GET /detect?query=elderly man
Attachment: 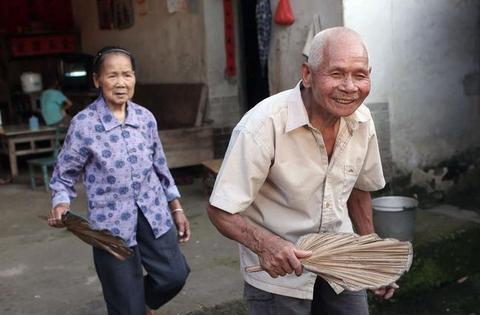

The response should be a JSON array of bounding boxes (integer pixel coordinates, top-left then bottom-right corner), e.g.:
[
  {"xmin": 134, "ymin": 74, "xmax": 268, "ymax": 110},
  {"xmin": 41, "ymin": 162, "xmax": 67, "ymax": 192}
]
[{"xmin": 207, "ymin": 27, "xmax": 395, "ymax": 315}]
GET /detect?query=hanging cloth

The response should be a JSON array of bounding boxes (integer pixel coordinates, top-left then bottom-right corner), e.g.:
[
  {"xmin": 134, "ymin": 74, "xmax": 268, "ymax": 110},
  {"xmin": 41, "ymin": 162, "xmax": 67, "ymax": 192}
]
[
  {"xmin": 223, "ymin": 0, "xmax": 236, "ymax": 77},
  {"xmin": 256, "ymin": 0, "xmax": 272, "ymax": 76},
  {"xmin": 302, "ymin": 14, "xmax": 322, "ymax": 58},
  {"xmin": 274, "ymin": 0, "xmax": 294, "ymax": 26},
  {"xmin": 113, "ymin": 0, "xmax": 134, "ymax": 30}
]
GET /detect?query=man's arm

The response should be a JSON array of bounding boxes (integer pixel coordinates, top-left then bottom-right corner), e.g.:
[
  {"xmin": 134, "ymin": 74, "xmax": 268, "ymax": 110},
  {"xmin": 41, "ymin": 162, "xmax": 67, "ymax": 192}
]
[
  {"xmin": 347, "ymin": 188, "xmax": 374, "ymax": 235},
  {"xmin": 207, "ymin": 204, "xmax": 311, "ymax": 278},
  {"xmin": 347, "ymin": 188, "xmax": 397, "ymax": 299}
]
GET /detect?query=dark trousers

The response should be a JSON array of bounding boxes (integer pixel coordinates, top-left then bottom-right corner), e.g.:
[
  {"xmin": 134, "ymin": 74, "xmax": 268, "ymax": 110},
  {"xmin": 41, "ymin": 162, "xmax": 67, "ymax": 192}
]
[
  {"xmin": 311, "ymin": 277, "xmax": 369, "ymax": 315},
  {"xmin": 93, "ymin": 211, "xmax": 190, "ymax": 315},
  {"xmin": 244, "ymin": 277, "xmax": 369, "ymax": 315}
]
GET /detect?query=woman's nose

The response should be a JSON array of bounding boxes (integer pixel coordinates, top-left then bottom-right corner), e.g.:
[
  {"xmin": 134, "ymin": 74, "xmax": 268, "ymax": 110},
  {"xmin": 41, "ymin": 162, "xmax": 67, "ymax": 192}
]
[{"xmin": 116, "ymin": 77, "xmax": 127, "ymax": 86}]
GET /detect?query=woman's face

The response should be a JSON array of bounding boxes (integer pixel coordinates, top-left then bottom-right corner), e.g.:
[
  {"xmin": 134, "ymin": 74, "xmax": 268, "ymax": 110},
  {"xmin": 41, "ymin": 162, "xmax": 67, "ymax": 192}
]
[{"xmin": 94, "ymin": 53, "xmax": 135, "ymax": 108}]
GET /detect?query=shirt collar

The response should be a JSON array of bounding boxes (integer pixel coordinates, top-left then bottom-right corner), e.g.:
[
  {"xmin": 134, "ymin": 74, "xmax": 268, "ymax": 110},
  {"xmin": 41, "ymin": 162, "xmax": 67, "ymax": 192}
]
[
  {"xmin": 285, "ymin": 82, "xmax": 310, "ymax": 133},
  {"xmin": 285, "ymin": 81, "xmax": 371, "ymax": 134},
  {"xmin": 95, "ymin": 97, "xmax": 140, "ymax": 131},
  {"xmin": 343, "ymin": 104, "xmax": 371, "ymax": 134}
]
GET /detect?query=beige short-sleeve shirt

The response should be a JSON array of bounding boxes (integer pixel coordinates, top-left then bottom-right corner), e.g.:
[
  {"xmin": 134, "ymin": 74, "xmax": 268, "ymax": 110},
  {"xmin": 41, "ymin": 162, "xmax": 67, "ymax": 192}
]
[{"xmin": 209, "ymin": 82, "xmax": 385, "ymax": 299}]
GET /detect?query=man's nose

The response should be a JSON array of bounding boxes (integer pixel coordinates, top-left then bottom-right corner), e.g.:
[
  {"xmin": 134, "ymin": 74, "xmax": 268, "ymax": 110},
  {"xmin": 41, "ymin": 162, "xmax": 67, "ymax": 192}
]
[{"xmin": 339, "ymin": 75, "xmax": 357, "ymax": 92}]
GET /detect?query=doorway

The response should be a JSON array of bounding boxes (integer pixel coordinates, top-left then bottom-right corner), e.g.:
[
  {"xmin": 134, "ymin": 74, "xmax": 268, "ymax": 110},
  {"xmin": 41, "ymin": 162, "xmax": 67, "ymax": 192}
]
[{"xmin": 239, "ymin": 1, "xmax": 270, "ymax": 110}]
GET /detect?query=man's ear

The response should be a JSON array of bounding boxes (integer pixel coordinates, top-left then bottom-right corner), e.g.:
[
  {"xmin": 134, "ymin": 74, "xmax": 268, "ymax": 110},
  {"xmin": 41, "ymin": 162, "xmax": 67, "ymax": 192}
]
[{"xmin": 301, "ymin": 63, "xmax": 312, "ymax": 88}]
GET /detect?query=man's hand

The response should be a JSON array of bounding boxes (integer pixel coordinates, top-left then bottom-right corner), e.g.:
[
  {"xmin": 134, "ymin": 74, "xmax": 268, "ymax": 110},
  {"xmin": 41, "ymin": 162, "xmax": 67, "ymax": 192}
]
[
  {"xmin": 48, "ymin": 203, "xmax": 69, "ymax": 228},
  {"xmin": 373, "ymin": 283, "xmax": 398, "ymax": 300},
  {"xmin": 172, "ymin": 211, "xmax": 191, "ymax": 243},
  {"xmin": 257, "ymin": 235, "xmax": 312, "ymax": 278}
]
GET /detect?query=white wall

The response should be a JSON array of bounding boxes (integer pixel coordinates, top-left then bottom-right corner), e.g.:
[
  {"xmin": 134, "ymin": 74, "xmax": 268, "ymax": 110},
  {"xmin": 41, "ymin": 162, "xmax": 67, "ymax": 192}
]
[
  {"xmin": 268, "ymin": 0, "xmax": 343, "ymax": 94},
  {"xmin": 344, "ymin": 0, "xmax": 480, "ymax": 171},
  {"xmin": 71, "ymin": 0, "xmax": 206, "ymax": 84},
  {"xmin": 202, "ymin": 0, "xmax": 242, "ymax": 127}
]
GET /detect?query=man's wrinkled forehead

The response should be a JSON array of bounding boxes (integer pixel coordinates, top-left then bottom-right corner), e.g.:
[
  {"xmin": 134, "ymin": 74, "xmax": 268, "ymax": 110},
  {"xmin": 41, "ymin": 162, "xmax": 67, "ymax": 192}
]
[{"xmin": 322, "ymin": 36, "xmax": 369, "ymax": 66}]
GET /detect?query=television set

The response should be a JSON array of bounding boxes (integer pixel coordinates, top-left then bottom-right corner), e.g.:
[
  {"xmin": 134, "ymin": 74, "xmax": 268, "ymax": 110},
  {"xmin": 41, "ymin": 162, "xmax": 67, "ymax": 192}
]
[{"xmin": 57, "ymin": 53, "xmax": 94, "ymax": 91}]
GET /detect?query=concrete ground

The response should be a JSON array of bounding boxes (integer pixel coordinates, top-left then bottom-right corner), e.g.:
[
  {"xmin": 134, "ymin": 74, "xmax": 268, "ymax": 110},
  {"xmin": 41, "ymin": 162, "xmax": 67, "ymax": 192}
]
[
  {"xmin": 0, "ymin": 166, "xmax": 479, "ymax": 315},
  {"xmin": 0, "ymin": 168, "xmax": 243, "ymax": 315}
]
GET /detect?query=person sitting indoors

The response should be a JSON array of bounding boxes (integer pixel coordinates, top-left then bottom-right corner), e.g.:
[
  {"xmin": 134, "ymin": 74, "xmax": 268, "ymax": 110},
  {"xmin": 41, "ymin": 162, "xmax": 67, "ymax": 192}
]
[{"xmin": 40, "ymin": 74, "xmax": 73, "ymax": 126}]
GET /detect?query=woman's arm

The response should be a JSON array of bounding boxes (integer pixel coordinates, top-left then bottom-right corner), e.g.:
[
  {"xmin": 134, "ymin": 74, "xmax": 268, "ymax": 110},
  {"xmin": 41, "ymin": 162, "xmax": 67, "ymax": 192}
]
[
  {"xmin": 48, "ymin": 119, "xmax": 89, "ymax": 227},
  {"xmin": 148, "ymin": 115, "xmax": 190, "ymax": 242},
  {"xmin": 168, "ymin": 198, "xmax": 190, "ymax": 243}
]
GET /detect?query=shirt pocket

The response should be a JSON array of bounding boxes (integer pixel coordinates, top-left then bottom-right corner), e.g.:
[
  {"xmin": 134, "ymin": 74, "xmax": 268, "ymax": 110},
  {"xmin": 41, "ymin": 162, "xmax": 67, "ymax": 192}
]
[{"xmin": 343, "ymin": 164, "xmax": 360, "ymax": 198}]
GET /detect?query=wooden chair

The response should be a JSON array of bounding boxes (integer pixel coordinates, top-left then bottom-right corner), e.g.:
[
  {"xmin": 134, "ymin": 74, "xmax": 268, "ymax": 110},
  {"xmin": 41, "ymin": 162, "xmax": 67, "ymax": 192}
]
[{"xmin": 27, "ymin": 127, "xmax": 63, "ymax": 191}]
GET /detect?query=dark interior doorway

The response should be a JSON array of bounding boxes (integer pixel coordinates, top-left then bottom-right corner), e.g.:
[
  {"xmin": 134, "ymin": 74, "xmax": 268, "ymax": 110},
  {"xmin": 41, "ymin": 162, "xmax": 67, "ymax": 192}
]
[{"xmin": 239, "ymin": 1, "xmax": 270, "ymax": 110}]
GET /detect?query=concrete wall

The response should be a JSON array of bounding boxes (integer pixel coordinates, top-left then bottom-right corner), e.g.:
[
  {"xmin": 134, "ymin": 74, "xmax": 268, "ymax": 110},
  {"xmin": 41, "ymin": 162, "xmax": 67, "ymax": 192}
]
[
  {"xmin": 344, "ymin": 0, "xmax": 480, "ymax": 171},
  {"xmin": 71, "ymin": 0, "xmax": 206, "ymax": 84},
  {"xmin": 268, "ymin": 0, "xmax": 343, "ymax": 94},
  {"xmin": 71, "ymin": 0, "xmax": 244, "ymax": 128},
  {"xmin": 202, "ymin": 0, "xmax": 243, "ymax": 127}
]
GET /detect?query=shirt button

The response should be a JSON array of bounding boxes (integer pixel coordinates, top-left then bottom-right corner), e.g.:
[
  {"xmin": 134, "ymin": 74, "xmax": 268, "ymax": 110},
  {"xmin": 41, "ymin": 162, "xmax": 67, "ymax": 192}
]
[{"xmin": 325, "ymin": 202, "xmax": 330, "ymax": 208}]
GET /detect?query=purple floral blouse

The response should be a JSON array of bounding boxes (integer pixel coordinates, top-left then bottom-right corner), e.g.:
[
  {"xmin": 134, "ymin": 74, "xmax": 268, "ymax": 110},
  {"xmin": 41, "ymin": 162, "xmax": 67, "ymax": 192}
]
[{"xmin": 50, "ymin": 96, "xmax": 180, "ymax": 247}]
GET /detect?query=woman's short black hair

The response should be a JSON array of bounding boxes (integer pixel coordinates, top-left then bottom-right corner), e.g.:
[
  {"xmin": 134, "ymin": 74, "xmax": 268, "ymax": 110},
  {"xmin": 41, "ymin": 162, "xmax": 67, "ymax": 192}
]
[{"xmin": 92, "ymin": 46, "xmax": 136, "ymax": 74}]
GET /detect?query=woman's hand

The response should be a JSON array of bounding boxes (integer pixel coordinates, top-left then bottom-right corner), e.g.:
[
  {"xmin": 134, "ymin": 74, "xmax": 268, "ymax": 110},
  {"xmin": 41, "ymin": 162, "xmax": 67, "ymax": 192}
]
[
  {"xmin": 48, "ymin": 203, "xmax": 70, "ymax": 228},
  {"xmin": 172, "ymin": 210, "xmax": 191, "ymax": 243}
]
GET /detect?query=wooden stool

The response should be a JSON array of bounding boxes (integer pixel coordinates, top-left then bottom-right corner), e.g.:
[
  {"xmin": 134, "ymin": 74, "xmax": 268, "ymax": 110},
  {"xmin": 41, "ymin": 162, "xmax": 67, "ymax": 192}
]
[
  {"xmin": 201, "ymin": 159, "xmax": 223, "ymax": 196},
  {"xmin": 26, "ymin": 127, "xmax": 63, "ymax": 191},
  {"xmin": 27, "ymin": 156, "xmax": 57, "ymax": 191}
]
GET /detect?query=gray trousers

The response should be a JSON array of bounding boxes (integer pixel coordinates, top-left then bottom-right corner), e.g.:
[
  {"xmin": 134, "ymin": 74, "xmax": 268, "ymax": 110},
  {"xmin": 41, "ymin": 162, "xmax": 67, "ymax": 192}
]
[
  {"xmin": 244, "ymin": 278, "xmax": 369, "ymax": 315},
  {"xmin": 93, "ymin": 211, "xmax": 190, "ymax": 315}
]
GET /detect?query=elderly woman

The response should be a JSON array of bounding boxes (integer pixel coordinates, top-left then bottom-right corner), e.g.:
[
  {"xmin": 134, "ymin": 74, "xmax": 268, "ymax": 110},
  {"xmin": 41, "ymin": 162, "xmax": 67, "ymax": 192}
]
[{"xmin": 47, "ymin": 46, "xmax": 190, "ymax": 315}]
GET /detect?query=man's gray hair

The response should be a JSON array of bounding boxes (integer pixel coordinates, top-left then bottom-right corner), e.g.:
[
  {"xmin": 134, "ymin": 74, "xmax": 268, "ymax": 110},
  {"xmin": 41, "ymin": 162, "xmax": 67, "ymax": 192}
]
[{"xmin": 308, "ymin": 27, "xmax": 368, "ymax": 71}]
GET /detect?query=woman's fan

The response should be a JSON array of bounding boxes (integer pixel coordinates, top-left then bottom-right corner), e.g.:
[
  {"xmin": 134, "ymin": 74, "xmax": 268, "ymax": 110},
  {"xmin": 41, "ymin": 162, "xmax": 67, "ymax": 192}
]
[{"xmin": 41, "ymin": 211, "xmax": 133, "ymax": 261}]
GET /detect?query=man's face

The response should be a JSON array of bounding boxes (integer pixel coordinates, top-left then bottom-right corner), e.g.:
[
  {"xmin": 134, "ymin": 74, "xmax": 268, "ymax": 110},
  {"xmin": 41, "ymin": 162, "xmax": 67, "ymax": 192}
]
[{"xmin": 303, "ymin": 38, "xmax": 371, "ymax": 118}]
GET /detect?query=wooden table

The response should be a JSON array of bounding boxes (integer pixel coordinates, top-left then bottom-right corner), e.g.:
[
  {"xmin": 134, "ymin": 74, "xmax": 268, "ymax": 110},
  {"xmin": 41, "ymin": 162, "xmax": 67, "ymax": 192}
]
[{"xmin": 0, "ymin": 125, "xmax": 63, "ymax": 178}]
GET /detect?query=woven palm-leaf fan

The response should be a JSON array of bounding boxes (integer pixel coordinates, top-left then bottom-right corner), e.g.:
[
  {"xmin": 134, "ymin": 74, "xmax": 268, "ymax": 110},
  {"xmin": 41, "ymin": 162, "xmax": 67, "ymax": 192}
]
[
  {"xmin": 41, "ymin": 211, "xmax": 133, "ymax": 261},
  {"xmin": 248, "ymin": 233, "xmax": 412, "ymax": 293}
]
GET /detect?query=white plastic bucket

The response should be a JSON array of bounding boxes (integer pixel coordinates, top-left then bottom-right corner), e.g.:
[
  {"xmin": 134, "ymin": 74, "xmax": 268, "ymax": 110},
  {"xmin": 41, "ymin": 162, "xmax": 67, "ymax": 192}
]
[
  {"xmin": 20, "ymin": 72, "xmax": 42, "ymax": 93},
  {"xmin": 372, "ymin": 196, "xmax": 418, "ymax": 241}
]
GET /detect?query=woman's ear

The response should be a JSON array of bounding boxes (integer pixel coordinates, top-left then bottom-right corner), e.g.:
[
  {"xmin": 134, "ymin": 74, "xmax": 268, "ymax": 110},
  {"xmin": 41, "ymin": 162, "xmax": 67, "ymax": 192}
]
[
  {"xmin": 301, "ymin": 62, "xmax": 312, "ymax": 88},
  {"xmin": 93, "ymin": 74, "xmax": 100, "ymax": 89}
]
